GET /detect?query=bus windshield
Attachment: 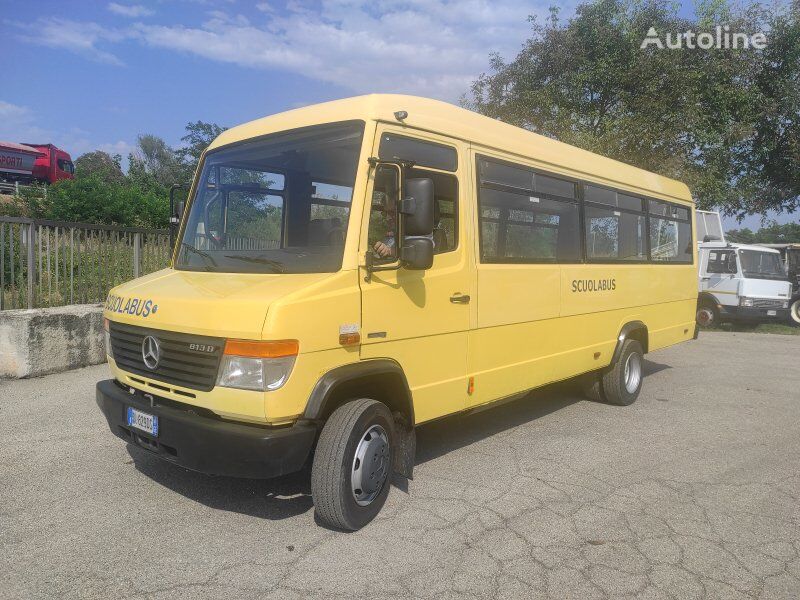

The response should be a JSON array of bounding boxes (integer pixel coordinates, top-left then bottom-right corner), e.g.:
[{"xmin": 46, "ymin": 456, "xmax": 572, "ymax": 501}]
[
  {"xmin": 738, "ymin": 249, "xmax": 786, "ymax": 281},
  {"xmin": 175, "ymin": 121, "xmax": 364, "ymax": 274}
]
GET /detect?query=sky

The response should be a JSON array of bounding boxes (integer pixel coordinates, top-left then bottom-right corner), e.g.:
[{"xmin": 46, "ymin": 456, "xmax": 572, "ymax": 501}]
[{"xmin": 0, "ymin": 0, "xmax": 794, "ymax": 231}]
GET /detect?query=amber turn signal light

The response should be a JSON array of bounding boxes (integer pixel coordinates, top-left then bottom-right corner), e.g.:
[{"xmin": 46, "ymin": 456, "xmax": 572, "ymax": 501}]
[{"xmin": 223, "ymin": 339, "xmax": 299, "ymax": 358}]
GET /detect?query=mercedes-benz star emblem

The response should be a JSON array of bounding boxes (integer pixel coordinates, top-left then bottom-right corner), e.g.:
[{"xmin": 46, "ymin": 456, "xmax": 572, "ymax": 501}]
[{"xmin": 141, "ymin": 336, "xmax": 161, "ymax": 370}]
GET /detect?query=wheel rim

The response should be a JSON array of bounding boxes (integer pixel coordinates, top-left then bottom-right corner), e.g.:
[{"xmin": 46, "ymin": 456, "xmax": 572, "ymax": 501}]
[
  {"xmin": 791, "ymin": 301, "xmax": 800, "ymax": 325},
  {"xmin": 623, "ymin": 352, "xmax": 642, "ymax": 394},
  {"xmin": 351, "ymin": 424, "xmax": 390, "ymax": 506},
  {"xmin": 697, "ymin": 308, "xmax": 714, "ymax": 326}
]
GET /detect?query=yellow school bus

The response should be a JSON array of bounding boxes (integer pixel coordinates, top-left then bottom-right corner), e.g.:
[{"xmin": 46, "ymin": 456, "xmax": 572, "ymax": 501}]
[{"xmin": 97, "ymin": 95, "xmax": 697, "ymax": 530}]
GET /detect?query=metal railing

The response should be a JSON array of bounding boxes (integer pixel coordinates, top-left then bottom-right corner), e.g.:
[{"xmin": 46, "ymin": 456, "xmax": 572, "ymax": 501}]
[{"xmin": 0, "ymin": 216, "xmax": 170, "ymax": 310}]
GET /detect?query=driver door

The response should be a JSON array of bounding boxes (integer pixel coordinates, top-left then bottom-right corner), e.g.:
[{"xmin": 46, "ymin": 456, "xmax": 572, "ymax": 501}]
[
  {"xmin": 358, "ymin": 127, "xmax": 472, "ymax": 424},
  {"xmin": 702, "ymin": 249, "xmax": 739, "ymax": 307}
]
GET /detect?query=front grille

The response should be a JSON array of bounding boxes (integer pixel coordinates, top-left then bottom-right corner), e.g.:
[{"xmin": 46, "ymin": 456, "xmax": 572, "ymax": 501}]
[
  {"xmin": 751, "ymin": 298, "xmax": 785, "ymax": 309},
  {"xmin": 109, "ymin": 322, "xmax": 224, "ymax": 392}
]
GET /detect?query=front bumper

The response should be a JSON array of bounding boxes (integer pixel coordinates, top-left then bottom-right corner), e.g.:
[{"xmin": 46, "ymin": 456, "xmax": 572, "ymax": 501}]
[
  {"xmin": 96, "ymin": 379, "xmax": 316, "ymax": 479},
  {"xmin": 718, "ymin": 305, "xmax": 789, "ymax": 322}
]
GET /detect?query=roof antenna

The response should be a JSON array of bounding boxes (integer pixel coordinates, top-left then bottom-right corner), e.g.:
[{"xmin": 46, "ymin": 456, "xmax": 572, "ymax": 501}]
[{"xmin": 394, "ymin": 110, "xmax": 408, "ymax": 121}]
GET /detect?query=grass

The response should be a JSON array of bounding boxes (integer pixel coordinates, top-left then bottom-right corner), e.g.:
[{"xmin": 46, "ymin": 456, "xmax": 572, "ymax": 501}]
[{"xmin": 701, "ymin": 322, "xmax": 800, "ymax": 335}]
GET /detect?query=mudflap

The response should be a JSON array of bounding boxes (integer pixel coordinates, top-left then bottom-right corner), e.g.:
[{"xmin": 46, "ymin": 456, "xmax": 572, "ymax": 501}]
[{"xmin": 392, "ymin": 411, "xmax": 416, "ymax": 480}]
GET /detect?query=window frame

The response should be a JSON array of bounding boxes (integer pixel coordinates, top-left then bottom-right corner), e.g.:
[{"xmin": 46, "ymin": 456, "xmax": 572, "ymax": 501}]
[
  {"xmin": 582, "ymin": 181, "xmax": 648, "ymax": 264},
  {"xmin": 406, "ymin": 165, "xmax": 460, "ymax": 255},
  {"xmin": 379, "ymin": 132, "xmax": 458, "ymax": 172},
  {"xmin": 474, "ymin": 154, "xmax": 694, "ymax": 266},
  {"xmin": 476, "ymin": 154, "xmax": 582, "ymax": 265},
  {"xmin": 646, "ymin": 199, "xmax": 693, "ymax": 265}
]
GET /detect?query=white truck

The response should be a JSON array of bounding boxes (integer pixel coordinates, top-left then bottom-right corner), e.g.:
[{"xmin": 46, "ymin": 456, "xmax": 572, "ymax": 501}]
[{"xmin": 695, "ymin": 210, "xmax": 792, "ymax": 326}]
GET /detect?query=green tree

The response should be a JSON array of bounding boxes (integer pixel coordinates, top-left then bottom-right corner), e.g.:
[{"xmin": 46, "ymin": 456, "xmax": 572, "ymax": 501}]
[
  {"xmin": 75, "ymin": 151, "xmax": 125, "ymax": 182},
  {"xmin": 178, "ymin": 121, "xmax": 227, "ymax": 177},
  {"xmin": 728, "ymin": 220, "xmax": 800, "ymax": 242},
  {"xmin": 464, "ymin": 0, "xmax": 800, "ymax": 219}
]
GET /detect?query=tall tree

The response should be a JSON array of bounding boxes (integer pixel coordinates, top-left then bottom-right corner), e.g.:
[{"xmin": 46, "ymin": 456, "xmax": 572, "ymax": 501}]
[
  {"xmin": 464, "ymin": 0, "xmax": 800, "ymax": 219},
  {"xmin": 129, "ymin": 134, "xmax": 185, "ymax": 190},
  {"xmin": 177, "ymin": 121, "xmax": 227, "ymax": 177}
]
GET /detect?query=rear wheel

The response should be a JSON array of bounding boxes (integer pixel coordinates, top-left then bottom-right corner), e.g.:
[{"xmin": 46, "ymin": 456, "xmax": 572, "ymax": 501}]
[
  {"xmin": 311, "ymin": 399, "xmax": 394, "ymax": 531},
  {"xmin": 790, "ymin": 299, "xmax": 800, "ymax": 326},
  {"xmin": 601, "ymin": 339, "xmax": 644, "ymax": 406}
]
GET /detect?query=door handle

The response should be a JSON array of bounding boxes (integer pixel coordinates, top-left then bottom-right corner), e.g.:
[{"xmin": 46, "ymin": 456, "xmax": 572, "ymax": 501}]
[{"xmin": 450, "ymin": 293, "xmax": 470, "ymax": 304}]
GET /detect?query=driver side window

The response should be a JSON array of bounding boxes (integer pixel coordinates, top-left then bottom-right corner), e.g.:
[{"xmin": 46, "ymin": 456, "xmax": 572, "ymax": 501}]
[
  {"xmin": 707, "ymin": 250, "xmax": 736, "ymax": 274},
  {"xmin": 368, "ymin": 165, "xmax": 400, "ymax": 262}
]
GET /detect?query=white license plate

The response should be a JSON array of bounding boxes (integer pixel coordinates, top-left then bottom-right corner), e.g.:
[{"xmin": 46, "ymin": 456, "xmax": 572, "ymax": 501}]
[
  {"xmin": 767, "ymin": 310, "xmax": 777, "ymax": 316},
  {"xmin": 127, "ymin": 407, "xmax": 158, "ymax": 436}
]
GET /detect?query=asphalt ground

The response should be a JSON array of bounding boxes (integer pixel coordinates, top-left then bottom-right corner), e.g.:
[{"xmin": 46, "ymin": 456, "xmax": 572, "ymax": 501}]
[{"xmin": 1, "ymin": 331, "xmax": 799, "ymax": 599}]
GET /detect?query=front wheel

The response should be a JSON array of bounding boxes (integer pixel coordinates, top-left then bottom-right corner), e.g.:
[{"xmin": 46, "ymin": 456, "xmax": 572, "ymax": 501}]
[
  {"xmin": 790, "ymin": 298, "xmax": 800, "ymax": 326},
  {"xmin": 601, "ymin": 339, "xmax": 644, "ymax": 406},
  {"xmin": 696, "ymin": 303, "xmax": 719, "ymax": 327},
  {"xmin": 311, "ymin": 399, "xmax": 395, "ymax": 531}
]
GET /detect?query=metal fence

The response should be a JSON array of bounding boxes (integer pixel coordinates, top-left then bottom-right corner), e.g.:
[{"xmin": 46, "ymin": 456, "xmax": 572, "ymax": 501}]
[{"xmin": 0, "ymin": 216, "xmax": 170, "ymax": 311}]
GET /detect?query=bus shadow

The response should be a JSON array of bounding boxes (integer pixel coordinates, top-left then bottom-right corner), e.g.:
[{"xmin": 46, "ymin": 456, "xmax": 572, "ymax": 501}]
[
  {"xmin": 126, "ymin": 445, "xmax": 313, "ymax": 521},
  {"xmin": 125, "ymin": 359, "xmax": 670, "ymax": 521},
  {"xmin": 415, "ymin": 359, "xmax": 671, "ymax": 466},
  {"xmin": 415, "ymin": 381, "xmax": 582, "ymax": 467}
]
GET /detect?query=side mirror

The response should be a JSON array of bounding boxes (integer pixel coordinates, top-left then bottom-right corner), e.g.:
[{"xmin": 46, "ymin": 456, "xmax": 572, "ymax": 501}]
[
  {"xmin": 401, "ymin": 237, "xmax": 434, "ymax": 270},
  {"xmin": 175, "ymin": 200, "xmax": 186, "ymax": 221},
  {"xmin": 169, "ymin": 184, "xmax": 189, "ymax": 249},
  {"xmin": 726, "ymin": 256, "xmax": 738, "ymax": 274},
  {"xmin": 400, "ymin": 178, "xmax": 434, "ymax": 236}
]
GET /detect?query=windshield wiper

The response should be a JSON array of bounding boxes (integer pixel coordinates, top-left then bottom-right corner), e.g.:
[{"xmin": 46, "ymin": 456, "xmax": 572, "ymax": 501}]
[
  {"xmin": 224, "ymin": 255, "xmax": 285, "ymax": 273},
  {"xmin": 180, "ymin": 243, "xmax": 217, "ymax": 270}
]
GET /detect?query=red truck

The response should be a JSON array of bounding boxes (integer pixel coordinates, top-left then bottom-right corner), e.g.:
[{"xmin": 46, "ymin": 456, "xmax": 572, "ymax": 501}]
[{"xmin": 24, "ymin": 143, "xmax": 75, "ymax": 184}]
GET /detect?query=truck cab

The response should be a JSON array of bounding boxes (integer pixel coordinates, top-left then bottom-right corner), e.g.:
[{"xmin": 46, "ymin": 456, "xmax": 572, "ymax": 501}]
[{"xmin": 23, "ymin": 143, "xmax": 75, "ymax": 184}]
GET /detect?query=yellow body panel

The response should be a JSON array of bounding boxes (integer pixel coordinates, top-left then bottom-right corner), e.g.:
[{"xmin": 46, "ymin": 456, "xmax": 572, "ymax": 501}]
[{"xmin": 105, "ymin": 94, "xmax": 696, "ymax": 427}]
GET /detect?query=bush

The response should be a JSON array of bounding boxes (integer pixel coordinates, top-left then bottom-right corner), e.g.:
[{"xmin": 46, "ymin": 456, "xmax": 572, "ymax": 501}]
[{"xmin": 3, "ymin": 176, "xmax": 169, "ymax": 229}]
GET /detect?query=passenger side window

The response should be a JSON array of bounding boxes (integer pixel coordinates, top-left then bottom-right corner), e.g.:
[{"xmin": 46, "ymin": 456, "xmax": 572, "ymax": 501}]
[
  {"xmin": 477, "ymin": 157, "xmax": 580, "ymax": 262},
  {"xmin": 584, "ymin": 185, "xmax": 646, "ymax": 261}
]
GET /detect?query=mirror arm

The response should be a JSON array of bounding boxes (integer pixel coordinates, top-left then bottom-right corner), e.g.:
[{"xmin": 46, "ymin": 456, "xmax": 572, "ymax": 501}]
[
  {"xmin": 367, "ymin": 157, "xmax": 415, "ymax": 170},
  {"xmin": 364, "ymin": 252, "xmax": 401, "ymax": 283}
]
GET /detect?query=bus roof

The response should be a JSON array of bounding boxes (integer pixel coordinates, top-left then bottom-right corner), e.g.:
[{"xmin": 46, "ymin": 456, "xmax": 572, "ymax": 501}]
[{"xmin": 208, "ymin": 94, "xmax": 693, "ymax": 205}]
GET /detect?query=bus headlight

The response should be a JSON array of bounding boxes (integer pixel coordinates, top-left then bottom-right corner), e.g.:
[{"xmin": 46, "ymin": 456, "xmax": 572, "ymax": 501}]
[
  {"xmin": 217, "ymin": 339, "xmax": 298, "ymax": 392},
  {"xmin": 740, "ymin": 297, "xmax": 754, "ymax": 307}
]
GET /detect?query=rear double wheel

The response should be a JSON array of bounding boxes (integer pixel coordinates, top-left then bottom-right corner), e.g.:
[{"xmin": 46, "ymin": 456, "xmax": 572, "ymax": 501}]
[
  {"xmin": 311, "ymin": 399, "xmax": 394, "ymax": 531},
  {"xmin": 582, "ymin": 339, "xmax": 645, "ymax": 406}
]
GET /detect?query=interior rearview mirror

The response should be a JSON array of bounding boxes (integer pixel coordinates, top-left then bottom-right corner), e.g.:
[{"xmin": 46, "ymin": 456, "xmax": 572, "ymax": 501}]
[
  {"xmin": 401, "ymin": 237, "xmax": 434, "ymax": 270},
  {"xmin": 400, "ymin": 178, "xmax": 435, "ymax": 236}
]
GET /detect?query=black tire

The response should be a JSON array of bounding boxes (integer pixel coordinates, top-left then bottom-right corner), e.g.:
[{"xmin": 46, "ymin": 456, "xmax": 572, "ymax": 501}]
[
  {"xmin": 311, "ymin": 399, "xmax": 395, "ymax": 531},
  {"xmin": 696, "ymin": 302, "xmax": 719, "ymax": 328},
  {"xmin": 580, "ymin": 370, "xmax": 606, "ymax": 403},
  {"xmin": 789, "ymin": 299, "xmax": 800, "ymax": 327},
  {"xmin": 601, "ymin": 339, "xmax": 644, "ymax": 406}
]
